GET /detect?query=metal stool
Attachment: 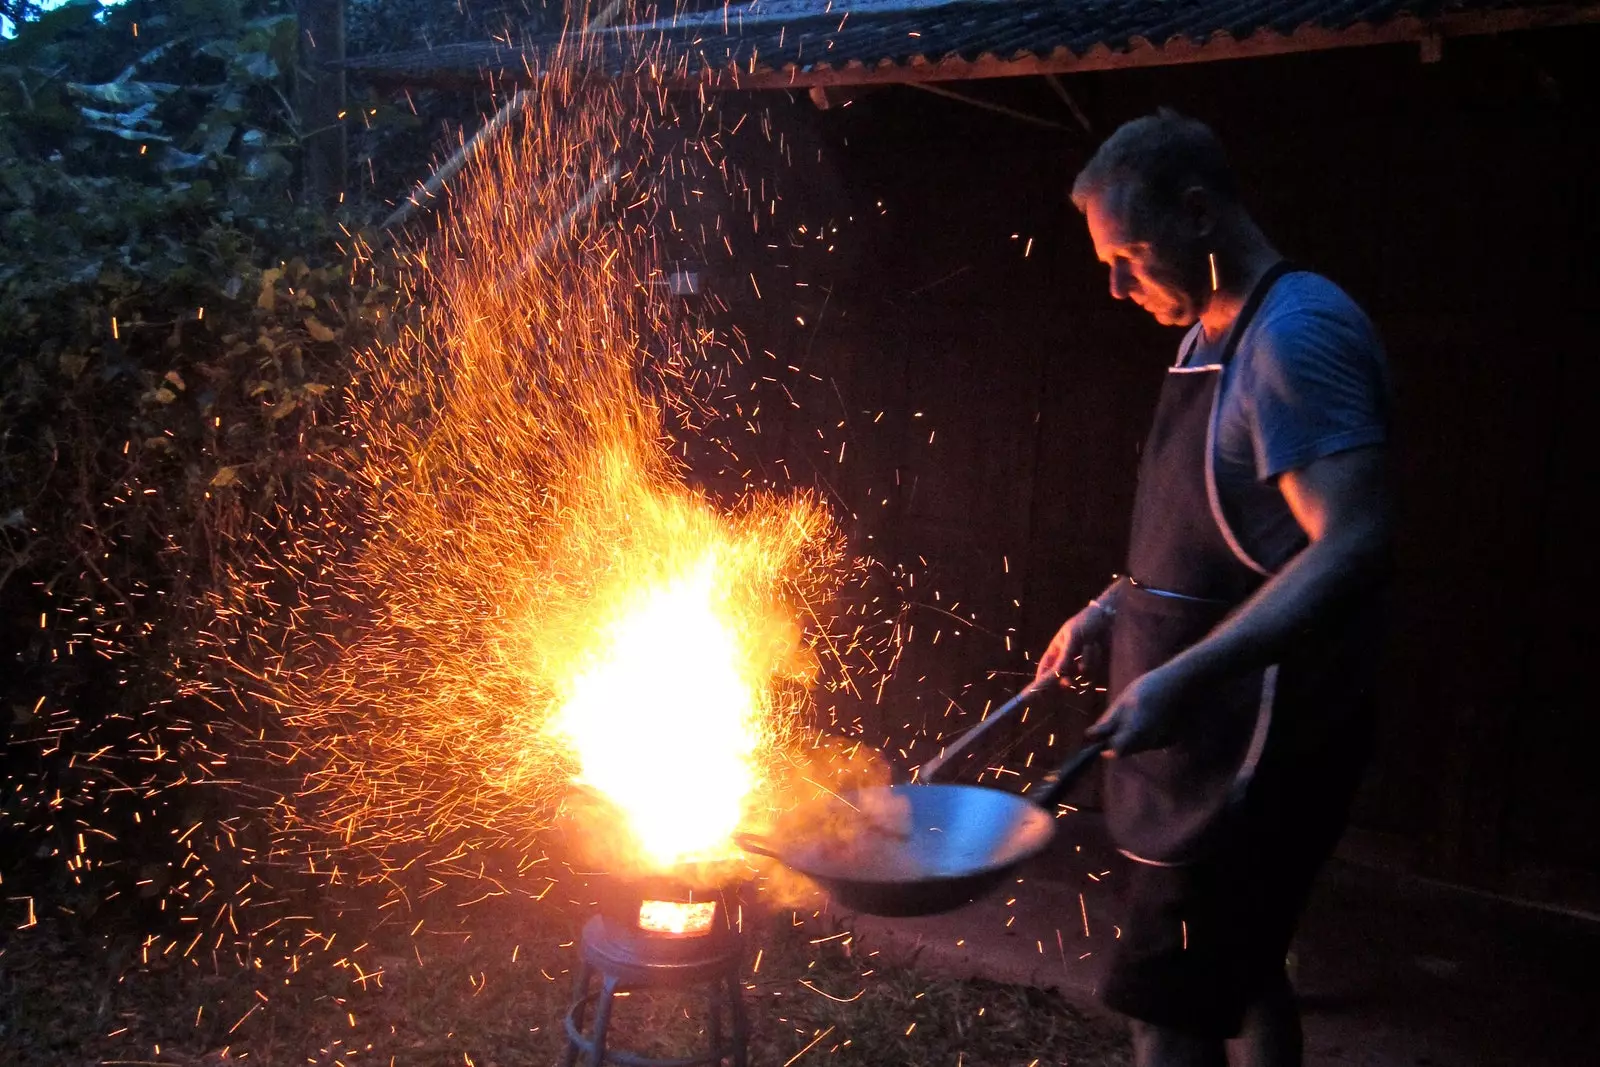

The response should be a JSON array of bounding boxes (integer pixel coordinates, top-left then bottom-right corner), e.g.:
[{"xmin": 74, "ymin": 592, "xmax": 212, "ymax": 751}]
[{"xmin": 560, "ymin": 915, "xmax": 748, "ymax": 1067}]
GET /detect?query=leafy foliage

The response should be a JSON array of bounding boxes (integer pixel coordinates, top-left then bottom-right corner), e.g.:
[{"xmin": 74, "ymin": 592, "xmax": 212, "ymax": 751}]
[
  {"xmin": 0, "ymin": 0, "xmax": 402, "ymax": 910},
  {"xmin": 0, "ymin": 0, "xmax": 688, "ymax": 930}
]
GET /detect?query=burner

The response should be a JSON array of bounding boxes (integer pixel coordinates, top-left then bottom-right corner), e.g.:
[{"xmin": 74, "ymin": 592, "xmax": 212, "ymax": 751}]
[{"xmin": 561, "ymin": 873, "xmax": 750, "ymax": 1067}]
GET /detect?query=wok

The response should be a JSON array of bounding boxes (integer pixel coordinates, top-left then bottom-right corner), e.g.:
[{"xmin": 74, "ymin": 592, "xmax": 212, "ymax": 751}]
[{"xmin": 737, "ymin": 704, "xmax": 1106, "ymax": 917}]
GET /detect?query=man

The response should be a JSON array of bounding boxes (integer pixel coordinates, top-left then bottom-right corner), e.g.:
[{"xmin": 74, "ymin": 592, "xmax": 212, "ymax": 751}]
[{"xmin": 1035, "ymin": 110, "xmax": 1392, "ymax": 1067}]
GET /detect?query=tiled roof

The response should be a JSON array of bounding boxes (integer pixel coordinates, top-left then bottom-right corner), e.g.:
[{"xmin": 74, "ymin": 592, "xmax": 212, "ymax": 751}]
[{"xmin": 343, "ymin": 0, "xmax": 1600, "ymax": 87}]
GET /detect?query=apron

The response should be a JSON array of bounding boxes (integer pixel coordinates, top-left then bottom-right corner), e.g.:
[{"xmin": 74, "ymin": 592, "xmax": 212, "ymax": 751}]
[{"xmin": 1104, "ymin": 260, "xmax": 1300, "ymax": 866}]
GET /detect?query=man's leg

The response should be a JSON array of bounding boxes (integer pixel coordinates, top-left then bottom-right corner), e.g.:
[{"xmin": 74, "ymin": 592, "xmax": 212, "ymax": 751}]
[
  {"xmin": 1225, "ymin": 969, "xmax": 1301, "ymax": 1067},
  {"xmin": 1130, "ymin": 1018, "xmax": 1226, "ymax": 1067}
]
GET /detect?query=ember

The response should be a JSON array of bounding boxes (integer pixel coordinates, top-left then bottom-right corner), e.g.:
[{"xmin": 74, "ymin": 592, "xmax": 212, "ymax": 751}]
[
  {"xmin": 638, "ymin": 899, "xmax": 718, "ymax": 936},
  {"xmin": 259, "ymin": 24, "xmax": 849, "ymax": 876}
]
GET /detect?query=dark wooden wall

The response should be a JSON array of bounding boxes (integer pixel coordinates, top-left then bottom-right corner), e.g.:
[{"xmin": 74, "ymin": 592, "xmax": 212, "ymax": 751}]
[{"xmin": 692, "ymin": 26, "xmax": 1599, "ymax": 906}]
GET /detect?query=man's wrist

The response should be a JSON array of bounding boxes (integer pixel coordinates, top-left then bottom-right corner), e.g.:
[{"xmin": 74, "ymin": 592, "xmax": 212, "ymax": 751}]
[{"xmin": 1090, "ymin": 575, "xmax": 1125, "ymax": 617}]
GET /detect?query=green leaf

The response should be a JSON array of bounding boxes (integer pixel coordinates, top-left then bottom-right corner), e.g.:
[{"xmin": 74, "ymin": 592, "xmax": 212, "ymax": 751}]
[
  {"xmin": 158, "ymin": 146, "xmax": 208, "ymax": 172},
  {"xmin": 257, "ymin": 267, "xmax": 281, "ymax": 310},
  {"xmin": 66, "ymin": 81, "xmax": 179, "ymax": 109},
  {"xmin": 241, "ymin": 148, "xmax": 291, "ymax": 183},
  {"xmin": 230, "ymin": 51, "xmax": 279, "ymax": 83},
  {"xmin": 303, "ymin": 317, "xmax": 335, "ymax": 343},
  {"xmin": 197, "ymin": 38, "xmax": 239, "ymax": 61},
  {"xmin": 197, "ymin": 121, "xmax": 237, "ymax": 158}
]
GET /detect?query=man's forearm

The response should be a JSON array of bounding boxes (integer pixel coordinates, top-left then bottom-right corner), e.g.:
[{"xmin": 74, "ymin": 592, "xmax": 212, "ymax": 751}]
[
  {"xmin": 1161, "ymin": 523, "xmax": 1387, "ymax": 689},
  {"xmin": 1092, "ymin": 576, "xmax": 1126, "ymax": 614}
]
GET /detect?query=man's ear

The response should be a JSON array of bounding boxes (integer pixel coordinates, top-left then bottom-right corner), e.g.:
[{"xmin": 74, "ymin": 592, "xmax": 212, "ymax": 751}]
[{"xmin": 1180, "ymin": 186, "xmax": 1217, "ymax": 240}]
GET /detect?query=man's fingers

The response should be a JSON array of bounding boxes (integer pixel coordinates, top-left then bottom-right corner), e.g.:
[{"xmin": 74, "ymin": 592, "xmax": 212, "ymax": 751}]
[
  {"xmin": 1088, "ymin": 696, "xmax": 1138, "ymax": 756},
  {"xmin": 1077, "ymin": 639, "xmax": 1104, "ymax": 679},
  {"xmin": 1033, "ymin": 647, "xmax": 1064, "ymax": 685}
]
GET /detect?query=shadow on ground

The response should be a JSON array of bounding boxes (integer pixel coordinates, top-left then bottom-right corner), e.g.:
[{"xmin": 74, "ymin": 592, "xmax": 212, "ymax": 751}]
[{"xmin": 842, "ymin": 810, "xmax": 1600, "ymax": 1067}]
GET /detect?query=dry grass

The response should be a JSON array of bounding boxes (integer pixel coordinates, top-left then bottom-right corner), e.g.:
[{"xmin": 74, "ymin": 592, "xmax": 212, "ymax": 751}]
[{"xmin": 0, "ymin": 890, "xmax": 1129, "ymax": 1067}]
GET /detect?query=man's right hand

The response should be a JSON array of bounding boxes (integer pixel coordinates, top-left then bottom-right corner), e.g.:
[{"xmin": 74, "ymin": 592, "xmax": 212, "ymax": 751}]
[{"xmin": 1033, "ymin": 599, "xmax": 1115, "ymax": 688}]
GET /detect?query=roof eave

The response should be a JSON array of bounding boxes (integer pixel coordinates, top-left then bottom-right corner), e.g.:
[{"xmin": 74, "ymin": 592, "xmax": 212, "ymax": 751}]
[
  {"xmin": 713, "ymin": 5, "xmax": 1600, "ymax": 90},
  {"xmin": 341, "ymin": 3, "xmax": 1600, "ymax": 92}
]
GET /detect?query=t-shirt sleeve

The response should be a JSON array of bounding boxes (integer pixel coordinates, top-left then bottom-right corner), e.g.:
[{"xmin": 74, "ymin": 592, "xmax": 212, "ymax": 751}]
[{"xmin": 1244, "ymin": 298, "xmax": 1390, "ymax": 481}]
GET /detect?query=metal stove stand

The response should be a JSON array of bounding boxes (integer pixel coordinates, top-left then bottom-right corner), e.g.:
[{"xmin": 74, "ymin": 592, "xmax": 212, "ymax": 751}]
[{"xmin": 560, "ymin": 914, "xmax": 748, "ymax": 1067}]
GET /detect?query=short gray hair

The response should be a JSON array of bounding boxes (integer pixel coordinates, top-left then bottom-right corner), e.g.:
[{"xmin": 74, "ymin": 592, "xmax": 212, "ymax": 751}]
[{"xmin": 1071, "ymin": 109, "xmax": 1238, "ymax": 227}]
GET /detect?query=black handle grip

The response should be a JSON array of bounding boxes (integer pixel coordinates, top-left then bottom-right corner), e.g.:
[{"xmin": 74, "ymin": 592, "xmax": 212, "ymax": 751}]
[{"xmin": 1032, "ymin": 739, "xmax": 1109, "ymax": 810}]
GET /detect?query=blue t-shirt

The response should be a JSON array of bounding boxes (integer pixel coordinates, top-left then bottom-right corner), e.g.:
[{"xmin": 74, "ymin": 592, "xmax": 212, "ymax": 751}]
[{"xmin": 1180, "ymin": 271, "xmax": 1390, "ymax": 572}]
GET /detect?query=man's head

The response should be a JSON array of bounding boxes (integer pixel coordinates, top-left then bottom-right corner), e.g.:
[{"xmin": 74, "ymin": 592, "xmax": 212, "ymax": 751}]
[{"xmin": 1071, "ymin": 109, "xmax": 1241, "ymax": 326}]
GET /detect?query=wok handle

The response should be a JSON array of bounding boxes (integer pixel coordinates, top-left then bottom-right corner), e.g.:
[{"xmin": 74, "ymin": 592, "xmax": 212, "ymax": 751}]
[
  {"xmin": 733, "ymin": 831, "xmax": 783, "ymax": 861},
  {"xmin": 919, "ymin": 679, "xmax": 1049, "ymax": 783},
  {"xmin": 1032, "ymin": 739, "xmax": 1109, "ymax": 810}
]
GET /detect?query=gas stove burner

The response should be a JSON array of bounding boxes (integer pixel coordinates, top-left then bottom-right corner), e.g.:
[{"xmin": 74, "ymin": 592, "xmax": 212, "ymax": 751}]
[
  {"xmin": 561, "ymin": 872, "xmax": 752, "ymax": 1066},
  {"xmin": 595, "ymin": 871, "xmax": 746, "ymax": 950}
]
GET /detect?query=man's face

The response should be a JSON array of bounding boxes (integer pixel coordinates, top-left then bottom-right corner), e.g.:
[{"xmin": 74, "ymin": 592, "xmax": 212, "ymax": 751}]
[{"xmin": 1082, "ymin": 187, "xmax": 1207, "ymax": 327}]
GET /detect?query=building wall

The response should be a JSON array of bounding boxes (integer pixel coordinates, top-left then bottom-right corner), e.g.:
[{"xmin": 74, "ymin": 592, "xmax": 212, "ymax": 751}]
[{"xmin": 697, "ymin": 26, "xmax": 1599, "ymax": 904}]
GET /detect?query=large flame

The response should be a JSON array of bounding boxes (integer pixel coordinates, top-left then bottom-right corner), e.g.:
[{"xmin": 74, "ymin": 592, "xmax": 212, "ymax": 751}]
[
  {"xmin": 520, "ymin": 443, "xmax": 830, "ymax": 871},
  {"xmin": 253, "ymin": 27, "xmax": 847, "ymax": 877},
  {"xmin": 549, "ymin": 554, "xmax": 762, "ymax": 866}
]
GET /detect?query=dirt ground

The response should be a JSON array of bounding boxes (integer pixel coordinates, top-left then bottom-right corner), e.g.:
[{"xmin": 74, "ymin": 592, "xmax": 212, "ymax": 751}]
[
  {"xmin": 6, "ymin": 808, "xmax": 1595, "ymax": 1067},
  {"xmin": 846, "ymin": 811, "xmax": 1600, "ymax": 1067},
  {"xmin": 0, "ymin": 882, "xmax": 1128, "ymax": 1067}
]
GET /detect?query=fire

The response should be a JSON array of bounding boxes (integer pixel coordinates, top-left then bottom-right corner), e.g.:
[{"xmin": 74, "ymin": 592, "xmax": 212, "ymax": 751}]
[
  {"xmin": 224, "ymin": 23, "xmax": 866, "ymax": 893},
  {"xmin": 518, "ymin": 436, "xmax": 835, "ymax": 873},
  {"xmin": 638, "ymin": 899, "xmax": 719, "ymax": 937},
  {"xmin": 548, "ymin": 552, "xmax": 769, "ymax": 867}
]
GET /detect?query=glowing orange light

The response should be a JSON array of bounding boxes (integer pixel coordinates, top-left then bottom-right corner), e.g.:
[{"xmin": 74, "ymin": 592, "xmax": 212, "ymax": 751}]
[
  {"xmin": 638, "ymin": 899, "xmax": 718, "ymax": 936},
  {"xmin": 235, "ymin": 25, "xmax": 852, "ymax": 886},
  {"xmin": 549, "ymin": 554, "xmax": 764, "ymax": 867}
]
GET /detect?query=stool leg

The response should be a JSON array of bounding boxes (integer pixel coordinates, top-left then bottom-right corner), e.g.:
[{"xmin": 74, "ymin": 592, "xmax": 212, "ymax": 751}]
[
  {"xmin": 588, "ymin": 974, "xmax": 621, "ymax": 1067},
  {"xmin": 726, "ymin": 972, "xmax": 749, "ymax": 1067},
  {"xmin": 707, "ymin": 982, "xmax": 724, "ymax": 1064},
  {"xmin": 560, "ymin": 963, "xmax": 592, "ymax": 1067}
]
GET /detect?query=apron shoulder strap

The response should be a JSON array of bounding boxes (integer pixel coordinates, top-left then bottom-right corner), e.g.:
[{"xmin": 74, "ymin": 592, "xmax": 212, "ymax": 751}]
[
  {"xmin": 1174, "ymin": 324, "xmax": 1205, "ymax": 368},
  {"xmin": 1217, "ymin": 259, "xmax": 1297, "ymax": 367}
]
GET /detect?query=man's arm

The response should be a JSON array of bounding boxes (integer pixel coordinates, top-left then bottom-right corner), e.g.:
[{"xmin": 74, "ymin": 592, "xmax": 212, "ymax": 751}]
[
  {"xmin": 1033, "ymin": 576, "xmax": 1126, "ymax": 686},
  {"xmin": 1087, "ymin": 444, "xmax": 1391, "ymax": 755}
]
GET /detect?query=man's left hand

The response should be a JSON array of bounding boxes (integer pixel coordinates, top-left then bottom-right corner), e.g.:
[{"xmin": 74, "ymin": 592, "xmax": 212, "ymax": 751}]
[{"xmin": 1085, "ymin": 664, "xmax": 1192, "ymax": 756}]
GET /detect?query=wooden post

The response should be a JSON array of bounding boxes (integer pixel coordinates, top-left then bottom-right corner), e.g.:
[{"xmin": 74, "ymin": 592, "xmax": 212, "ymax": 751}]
[{"xmin": 297, "ymin": 0, "xmax": 347, "ymax": 207}]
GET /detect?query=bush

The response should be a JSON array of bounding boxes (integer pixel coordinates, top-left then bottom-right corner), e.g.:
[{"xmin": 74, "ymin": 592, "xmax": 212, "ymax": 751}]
[{"xmin": 0, "ymin": 0, "xmax": 400, "ymax": 912}]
